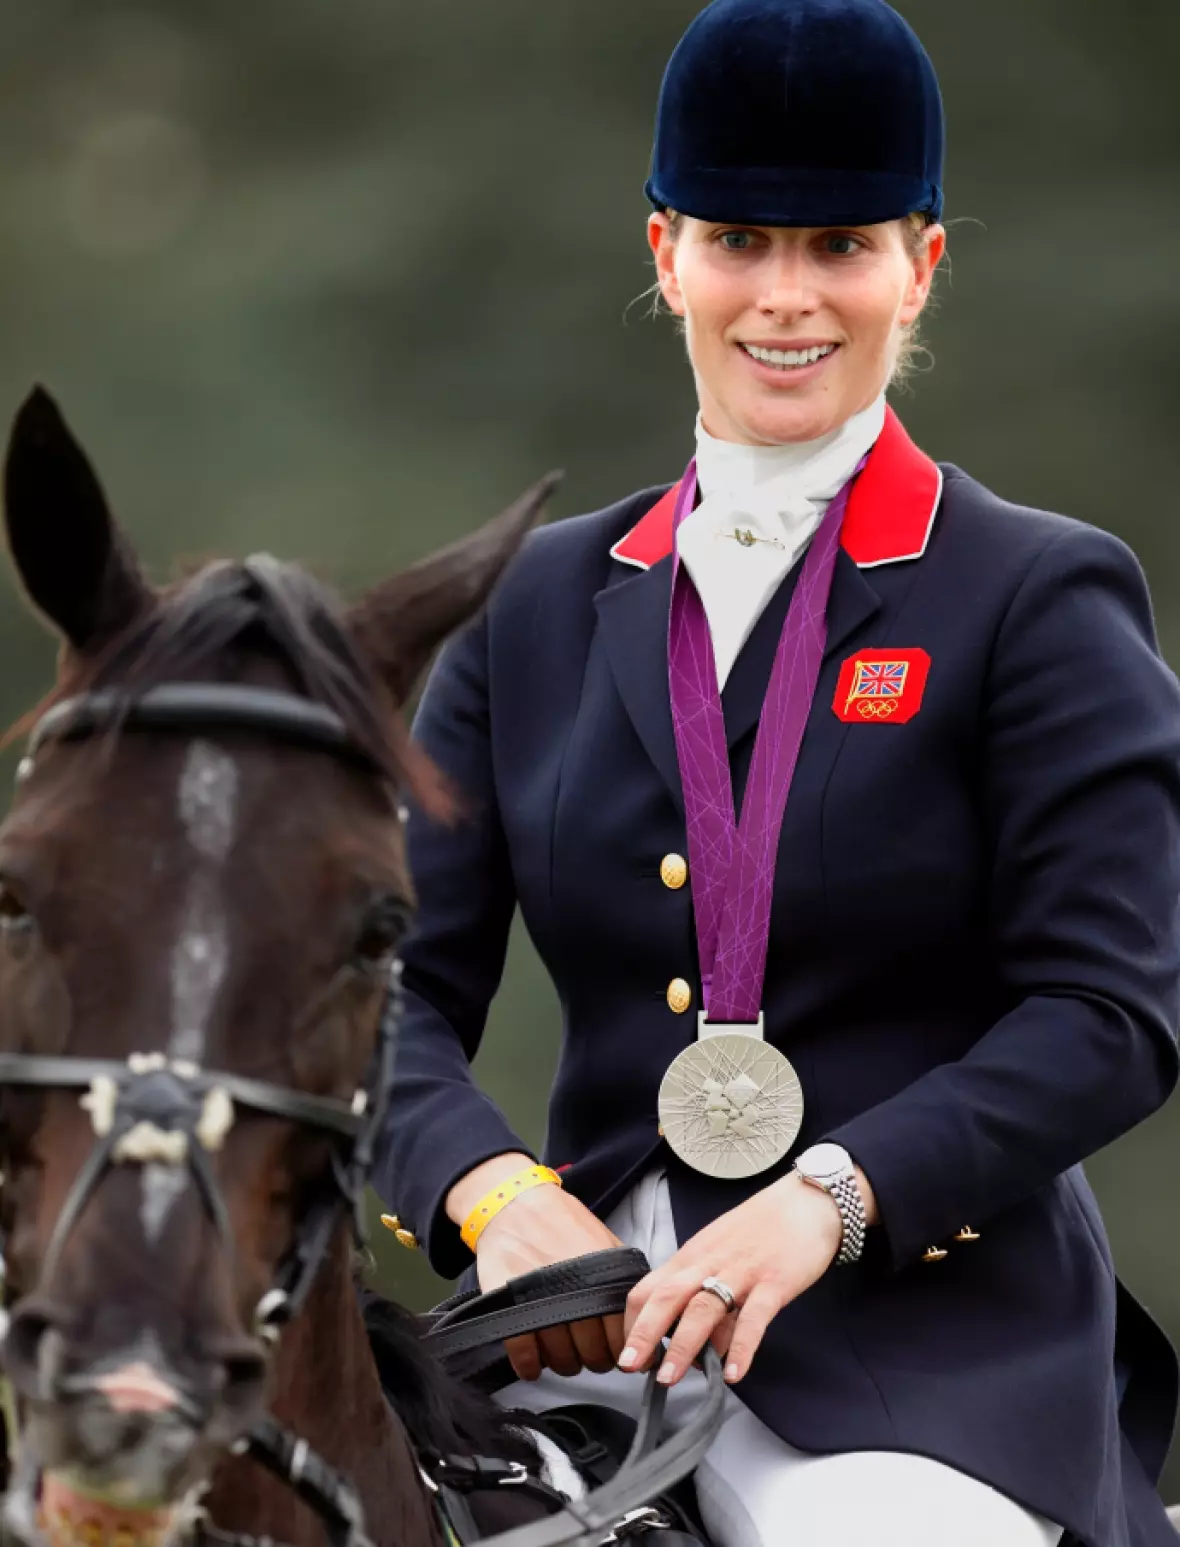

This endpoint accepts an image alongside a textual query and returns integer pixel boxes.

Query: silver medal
[658,1014,803,1180]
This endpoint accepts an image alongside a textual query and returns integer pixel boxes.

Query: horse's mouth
[36,1473,182,1547]
[1,1314,271,1535]
[0,1387,227,1547]
[0,1427,210,1547]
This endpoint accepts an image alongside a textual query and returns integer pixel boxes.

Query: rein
[420,1259,728,1547]
[0,683,725,1547]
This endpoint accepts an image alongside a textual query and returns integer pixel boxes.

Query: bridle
[0,683,408,1547]
[0,682,729,1547]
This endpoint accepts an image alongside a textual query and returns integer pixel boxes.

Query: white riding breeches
[495,1170,1064,1547]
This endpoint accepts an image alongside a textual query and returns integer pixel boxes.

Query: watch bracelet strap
[829,1172,867,1265]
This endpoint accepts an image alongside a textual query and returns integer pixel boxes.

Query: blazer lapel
[721,563,803,750]
[823,548,885,668]
[723,549,882,751]
[594,556,684,812]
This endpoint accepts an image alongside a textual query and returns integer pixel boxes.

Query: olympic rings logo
[856,699,899,719]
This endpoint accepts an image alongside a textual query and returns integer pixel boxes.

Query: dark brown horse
[0,388,558,1547]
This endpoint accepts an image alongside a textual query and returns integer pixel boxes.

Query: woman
[375,2,1180,1543]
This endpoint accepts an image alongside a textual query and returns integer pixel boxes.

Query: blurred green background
[1,0,1179,1500]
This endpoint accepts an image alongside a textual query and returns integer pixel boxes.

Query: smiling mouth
[740,342,839,370]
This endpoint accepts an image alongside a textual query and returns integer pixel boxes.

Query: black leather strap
[472,1350,726,1547]
[424,1249,652,1393]
[422,1251,728,1547]
[0,1054,367,1139]
[246,1416,371,1547]
[28,684,383,774]
[426,1284,639,1362]
[426,1251,649,1349]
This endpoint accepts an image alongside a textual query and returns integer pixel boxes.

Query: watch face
[798,1142,849,1181]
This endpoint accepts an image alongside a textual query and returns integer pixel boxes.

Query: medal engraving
[658,1033,803,1180]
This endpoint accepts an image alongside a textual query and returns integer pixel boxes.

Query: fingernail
[657,1362,677,1385]
[725,1362,740,1382]
[618,1347,638,1370]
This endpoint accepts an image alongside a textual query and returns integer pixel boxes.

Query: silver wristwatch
[794,1143,867,1266]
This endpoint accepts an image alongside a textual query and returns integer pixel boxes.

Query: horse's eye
[355,894,412,964]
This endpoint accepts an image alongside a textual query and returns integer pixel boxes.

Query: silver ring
[700,1276,737,1313]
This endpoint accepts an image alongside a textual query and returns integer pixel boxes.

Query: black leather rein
[421,1251,728,1547]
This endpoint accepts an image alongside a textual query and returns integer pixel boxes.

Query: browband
[27,684,384,775]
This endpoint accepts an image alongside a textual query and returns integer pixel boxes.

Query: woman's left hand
[619,1172,849,1387]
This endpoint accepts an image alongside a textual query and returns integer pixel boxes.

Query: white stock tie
[676,395,887,690]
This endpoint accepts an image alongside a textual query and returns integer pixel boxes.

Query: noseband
[1,684,408,1547]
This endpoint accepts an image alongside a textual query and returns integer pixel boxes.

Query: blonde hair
[647,210,937,387]
[893,212,936,385]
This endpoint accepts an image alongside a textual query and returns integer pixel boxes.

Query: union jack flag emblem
[833,648,930,724]
[849,660,909,704]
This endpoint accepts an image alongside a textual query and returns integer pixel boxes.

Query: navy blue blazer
[375,411,1180,1547]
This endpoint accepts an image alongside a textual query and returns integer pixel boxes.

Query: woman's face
[648,215,946,446]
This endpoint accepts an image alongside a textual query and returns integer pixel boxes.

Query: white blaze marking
[170,741,238,1062]
[178,739,238,865]
[169,879,229,1065]
[141,1163,188,1243]
[140,742,239,1242]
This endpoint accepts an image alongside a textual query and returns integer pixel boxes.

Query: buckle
[599,1505,670,1541]
[432,1456,532,1492]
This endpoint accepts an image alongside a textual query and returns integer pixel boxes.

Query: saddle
[421,1248,722,1546]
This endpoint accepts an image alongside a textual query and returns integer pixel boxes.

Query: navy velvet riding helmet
[645,0,945,227]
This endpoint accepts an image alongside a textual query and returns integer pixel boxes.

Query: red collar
[609,406,942,571]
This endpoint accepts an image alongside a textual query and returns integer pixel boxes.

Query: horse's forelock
[7,557,453,820]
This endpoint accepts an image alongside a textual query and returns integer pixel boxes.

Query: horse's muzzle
[2,1296,269,1508]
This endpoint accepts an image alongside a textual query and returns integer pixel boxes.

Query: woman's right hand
[447,1154,627,1381]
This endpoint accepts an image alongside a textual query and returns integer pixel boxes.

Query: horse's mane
[361,1293,537,1467]
[25,554,448,813]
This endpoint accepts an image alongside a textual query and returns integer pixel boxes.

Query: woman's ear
[4,388,153,653]
[899,223,947,328]
[647,213,686,317]
[348,472,561,707]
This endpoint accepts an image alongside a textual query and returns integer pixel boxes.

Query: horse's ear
[3,387,153,651]
[349,471,561,706]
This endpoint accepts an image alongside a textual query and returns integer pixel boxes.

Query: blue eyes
[714,230,863,255]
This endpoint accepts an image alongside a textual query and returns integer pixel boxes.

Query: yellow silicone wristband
[459,1164,563,1252]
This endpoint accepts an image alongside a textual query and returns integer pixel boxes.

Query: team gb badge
[833,648,931,724]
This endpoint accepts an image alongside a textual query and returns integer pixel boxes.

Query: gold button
[660,853,688,890]
[380,1214,419,1251]
[666,978,693,1014]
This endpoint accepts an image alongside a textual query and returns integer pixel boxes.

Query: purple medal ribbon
[668,459,862,1024]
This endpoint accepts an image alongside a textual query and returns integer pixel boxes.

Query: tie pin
[717,526,784,551]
